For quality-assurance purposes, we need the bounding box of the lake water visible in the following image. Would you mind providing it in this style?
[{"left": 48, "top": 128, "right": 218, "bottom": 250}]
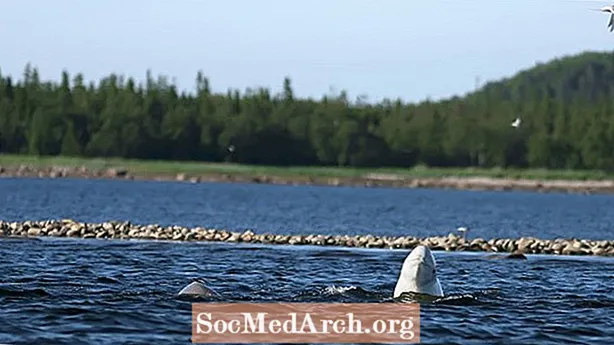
[
  {"left": 2, "top": 177, "right": 614, "bottom": 240},
  {"left": 1, "top": 177, "right": 614, "bottom": 344}
]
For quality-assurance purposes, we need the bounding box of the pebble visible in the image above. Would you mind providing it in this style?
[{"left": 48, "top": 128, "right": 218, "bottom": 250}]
[{"left": 1, "top": 219, "right": 613, "bottom": 257}]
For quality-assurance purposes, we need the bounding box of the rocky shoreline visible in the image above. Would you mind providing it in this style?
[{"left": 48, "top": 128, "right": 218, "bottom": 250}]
[
  {"left": 2, "top": 219, "right": 613, "bottom": 257},
  {"left": 1, "top": 163, "right": 614, "bottom": 194}
]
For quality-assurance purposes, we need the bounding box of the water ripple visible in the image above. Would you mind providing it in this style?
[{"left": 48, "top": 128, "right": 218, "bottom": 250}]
[
  {"left": 1, "top": 179, "right": 614, "bottom": 344},
  {"left": 0, "top": 238, "right": 613, "bottom": 344}
]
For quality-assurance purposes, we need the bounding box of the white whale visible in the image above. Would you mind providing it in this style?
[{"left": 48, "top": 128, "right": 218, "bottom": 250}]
[
  {"left": 393, "top": 245, "right": 444, "bottom": 298},
  {"left": 177, "top": 279, "right": 221, "bottom": 298}
]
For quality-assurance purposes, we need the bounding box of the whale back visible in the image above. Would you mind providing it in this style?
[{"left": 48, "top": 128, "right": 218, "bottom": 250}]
[
  {"left": 393, "top": 245, "right": 444, "bottom": 298},
  {"left": 177, "top": 279, "right": 220, "bottom": 298}
]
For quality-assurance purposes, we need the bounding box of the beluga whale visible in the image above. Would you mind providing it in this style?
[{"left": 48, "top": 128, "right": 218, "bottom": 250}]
[
  {"left": 393, "top": 245, "right": 444, "bottom": 300},
  {"left": 176, "top": 279, "right": 221, "bottom": 299}
]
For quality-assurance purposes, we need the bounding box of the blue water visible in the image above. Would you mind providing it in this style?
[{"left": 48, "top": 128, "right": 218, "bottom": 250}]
[
  {"left": 1, "top": 178, "right": 614, "bottom": 344},
  {"left": 2, "top": 177, "right": 614, "bottom": 240}
]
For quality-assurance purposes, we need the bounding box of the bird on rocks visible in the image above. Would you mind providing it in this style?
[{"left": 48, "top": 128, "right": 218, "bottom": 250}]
[{"left": 457, "top": 227, "right": 469, "bottom": 240}]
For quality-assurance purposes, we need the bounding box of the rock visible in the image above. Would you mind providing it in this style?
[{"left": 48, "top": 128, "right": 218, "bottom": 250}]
[
  {"left": 516, "top": 237, "right": 535, "bottom": 252},
  {"left": 155, "top": 233, "right": 169, "bottom": 240},
  {"left": 295, "top": 235, "right": 308, "bottom": 244},
  {"left": 591, "top": 247, "right": 606, "bottom": 256},
  {"left": 27, "top": 228, "right": 41, "bottom": 236},
  {"left": 107, "top": 168, "right": 128, "bottom": 177},
  {"left": 561, "top": 243, "right": 588, "bottom": 256},
  {"left": 365, "top": 238, "right": 384, "bottom": 248},
  {"left": 226, "top": 233, "right": 241, "bottom": 242},
  {"left": 3, "top": 219, "right": 613, "bottom": 258}
]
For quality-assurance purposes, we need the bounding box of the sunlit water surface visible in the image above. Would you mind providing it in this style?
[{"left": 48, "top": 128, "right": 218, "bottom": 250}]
[{"left": 1, "top": 178, "right": 614, "bottom": 344}]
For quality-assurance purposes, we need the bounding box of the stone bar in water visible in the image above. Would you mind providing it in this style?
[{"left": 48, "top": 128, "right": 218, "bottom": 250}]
[{"left": 1, "top": 219, "right": 613, "bottom": 257}]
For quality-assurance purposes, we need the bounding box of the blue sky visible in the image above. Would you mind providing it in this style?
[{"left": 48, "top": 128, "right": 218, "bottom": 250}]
[{"left": 1, "top": 0, "right": 613, "bottom": 103}]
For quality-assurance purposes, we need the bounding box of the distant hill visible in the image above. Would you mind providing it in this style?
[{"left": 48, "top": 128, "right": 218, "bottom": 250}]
[{"left": 464, "top": 50, "right": 614, "bottom": 104}]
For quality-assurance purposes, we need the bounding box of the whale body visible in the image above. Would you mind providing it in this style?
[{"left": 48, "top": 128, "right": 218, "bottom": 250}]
[
  {"left": 393, "top": 245, "right": 444, "bottom": 298},
  {"left": 177, "top": 279, "right": 221, "bottom": 298},
  {"left": 485, "top": 252, "right": 527, "bottom": 260}
]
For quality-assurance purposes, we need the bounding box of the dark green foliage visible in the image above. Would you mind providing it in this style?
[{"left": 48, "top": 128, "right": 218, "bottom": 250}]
[{"left": 2, "top": 51, "right": 614, "bottom": 170}]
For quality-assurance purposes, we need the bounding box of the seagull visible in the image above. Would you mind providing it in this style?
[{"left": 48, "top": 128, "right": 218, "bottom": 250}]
[
  {"left": 511, "top": 117, "right": 521, "bottom": 128},
  {"left": 594, "top": 5, "right": 614, "bottom": 32},
  {"left": 457, "top": 227, "right": 469, "bottom": 240}
]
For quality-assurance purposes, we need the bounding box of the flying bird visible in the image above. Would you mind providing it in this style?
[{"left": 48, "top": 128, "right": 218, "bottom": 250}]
[
  {"left": 594, "top": 5, "right": 614, "bottom": 32},
  {"left": 511, "top": 118, "right": 521, "bottom": 128}
]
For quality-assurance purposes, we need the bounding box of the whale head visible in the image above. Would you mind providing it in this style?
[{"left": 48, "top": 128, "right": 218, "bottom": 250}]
[{"left": 393, "top": 245, "right": 444, "bottom": 298}]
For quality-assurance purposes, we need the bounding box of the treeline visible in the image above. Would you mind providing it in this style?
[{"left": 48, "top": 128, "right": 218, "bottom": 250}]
[{"left": 2, "top": 51, "right": 614, "bottom": 170}]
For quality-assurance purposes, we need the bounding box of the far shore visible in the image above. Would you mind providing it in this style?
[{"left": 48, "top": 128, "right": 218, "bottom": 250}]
[{"left": 1, "top": 154, "right": 614, "bottom": 194}]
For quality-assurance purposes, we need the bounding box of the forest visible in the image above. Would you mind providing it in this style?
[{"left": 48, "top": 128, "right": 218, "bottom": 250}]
[{"left": 1, "top": 51, "right": 614, "bottom": 171}]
